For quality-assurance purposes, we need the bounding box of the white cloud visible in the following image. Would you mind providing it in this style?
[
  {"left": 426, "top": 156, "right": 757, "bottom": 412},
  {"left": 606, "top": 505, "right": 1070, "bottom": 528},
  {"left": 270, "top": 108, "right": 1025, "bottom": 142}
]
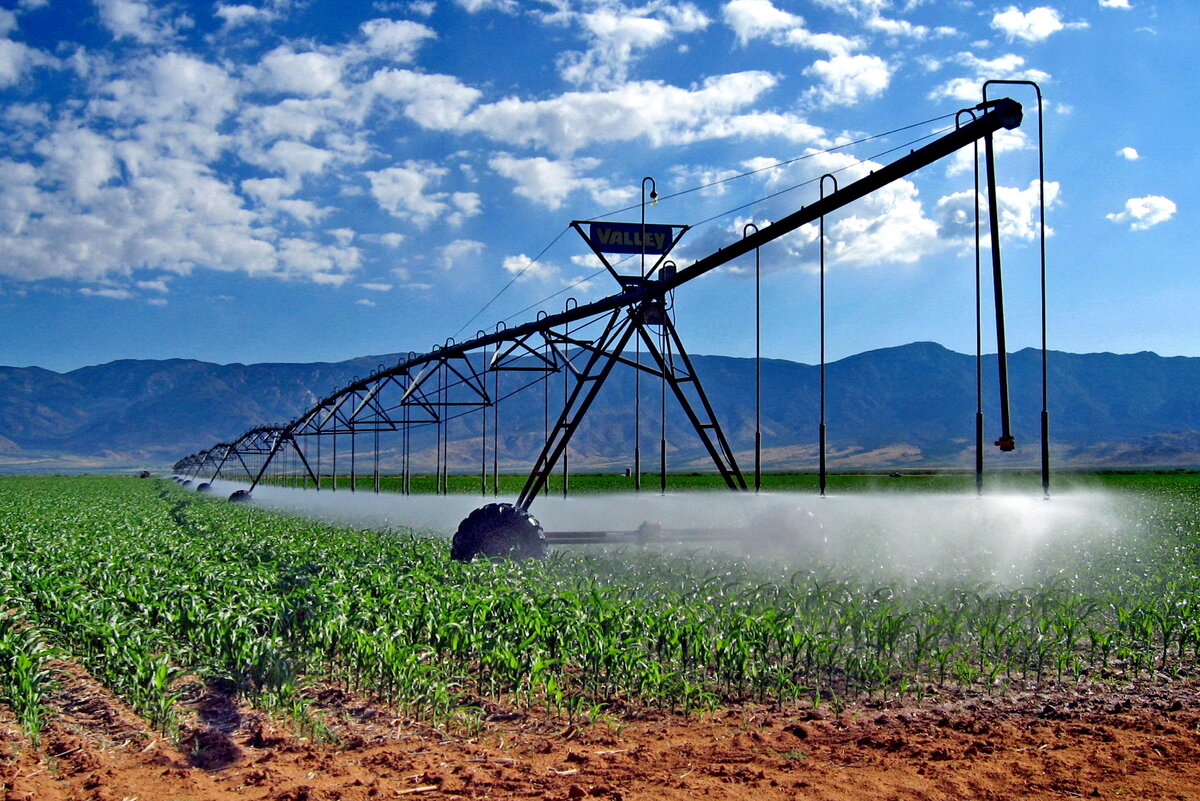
[
  {"left": 931, "top": 52, "right": 1051, "bottom": 102},
  {"left": 489, "top": 154, "right": 635, "bottom": 210},
  {"left": 723, "top": 0, "right": 858, "bottom": 55},
  {"left": 456, "top": 0, "right": 519, "bottom": 12},
  {"left": 366, "top": 161, "right": 481, "bottom": 227},
  {"left": 359, "top": 281, "right": 393, "bottom": 291},
  {"left": 1106, "top": 195, "right": 1176, "bottom": 230},
  {"left": 440, "top": 239, "right": 485, "bottom": 270},
  {"left": 370, "top": 66, "right": 823, "bottom": 155},
  {"left": 368, "top": 68, "right": 483, "bottom": 128},
  {"left": 79, "top": 286, "right": 134, "bottom": 299},
  {"left": 946, "top": 129, "right": 1029, "bottom": 177},
  {"left": 804, "top": 53, "right": 891, "bottom": 106},
  {"left": 359, "top": 18, "right": 437, "bottom": 61},
  {"left": 250, "top": 47, "right": 344, "bottom": 97},
  {"left": 215, "top": 4, "right": 279, "bottom": 28},
  {"left": 329, "top": 227, "right": 355, "bottom": 245},
  {"left": 94, "top": 0, "right": 189, "bottom": 44},
  {"left": 1098, "top": 0, "right": 1130, "bottom": 8},
  {"left": 991, "top": 6, "right": 1086, "bottom": 43},
  {"left": 1117, "top": 146, "right": 1140, "bottom": 161},
  {"left": 723, "top": 0, "right": 803, "bottom": 46},
  {"left": 461, "top": 71, "right": 787, "bottom": 156},
  {"left": 741, "top": 150, "right": 944, "bottom": 272},
  {"left": 356, "top": 298, "right": 377, "bottom": 306},
  {"left": 379, "top": 233, "right": 406, "bottom": 247},
  {"left": 935, "top": 180, "right": 1060, "bottom": 244},
  {"left": 558, "top": 8, "right": 673, "bottom": 87},
  {"left": 257, "top": 140, "right": 337, "bottom": 179},
  {"left": 502, "top": 252, "right": 561, "bottom": 283},
  {"left": 0, "top": 38, "right": 57, "bottom": 88},
  {"left": 136, "top": 278, "right": 170, "bottom": 292}
]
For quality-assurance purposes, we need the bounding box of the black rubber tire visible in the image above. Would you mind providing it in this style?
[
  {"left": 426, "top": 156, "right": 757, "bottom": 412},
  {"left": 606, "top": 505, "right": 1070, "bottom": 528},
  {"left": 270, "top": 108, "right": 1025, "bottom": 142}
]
[
  {"left": 229, "top": 490, "right": 253, "bottom": 503},
  {"left": 197, "top": 482, "right": 212, "bottom": 493},
  {"left": 181, "top": 480, "right": 193, "bottom": 488},
  {"left": 451, "top": 503, "right": 547, "bottom": 562}
]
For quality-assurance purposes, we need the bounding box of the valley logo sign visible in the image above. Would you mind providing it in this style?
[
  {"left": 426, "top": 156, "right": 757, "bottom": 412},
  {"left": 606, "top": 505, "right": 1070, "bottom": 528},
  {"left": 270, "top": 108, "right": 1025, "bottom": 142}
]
[{"left": 587, "top": 222, "right": 678, "bottom": 255}]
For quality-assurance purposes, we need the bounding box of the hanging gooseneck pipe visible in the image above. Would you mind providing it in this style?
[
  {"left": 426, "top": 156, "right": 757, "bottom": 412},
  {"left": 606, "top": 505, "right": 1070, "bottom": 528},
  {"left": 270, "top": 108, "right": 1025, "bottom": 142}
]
[
  {"left": 986, "top": 80, "right": 1049, "bottom": 497},
  {"left": 743, "top": 223, "right": 762, "bottom": 493},
  {"left": 564, "top": 298, "right": 576, "bottom": 498},
  {"left": 659, "top": 263, "right": 675, "bottom": 495},
  {"left": 983, "top": 129, "right": 1015, "bottom": 453},
  {"left": 818, "top": 174, "right": 837, "bottom": 497},
  {"left": 480, "top": 332, "right": 489, "bottom": 497},
  {"left": 957, "top": 107, "right": 985, "bottom": 495},
  {"left": 635, "top": 176, "right": 656, "bottom": 492},
  {"left": 492, "top": 323, "right": 503, "bottom": 496}
]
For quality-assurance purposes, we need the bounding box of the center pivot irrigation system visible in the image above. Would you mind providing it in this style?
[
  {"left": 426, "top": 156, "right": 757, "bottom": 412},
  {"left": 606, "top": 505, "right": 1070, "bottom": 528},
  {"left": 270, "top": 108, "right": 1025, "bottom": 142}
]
[{"left": 175, "top": 84, "right": 1050, "bottom": 561}]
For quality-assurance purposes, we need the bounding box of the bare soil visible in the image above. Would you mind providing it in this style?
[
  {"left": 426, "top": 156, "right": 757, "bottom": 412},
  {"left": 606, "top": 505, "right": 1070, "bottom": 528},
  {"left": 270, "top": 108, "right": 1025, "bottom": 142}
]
[{"left": 4, "top": 660, "right": 1200, "bottom": 801}]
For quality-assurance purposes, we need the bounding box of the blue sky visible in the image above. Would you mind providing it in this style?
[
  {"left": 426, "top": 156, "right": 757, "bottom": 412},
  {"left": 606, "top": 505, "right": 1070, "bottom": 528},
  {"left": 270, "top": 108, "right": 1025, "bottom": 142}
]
[{"left": 0, "top": 0, "right": 1191, "bottom": 372}]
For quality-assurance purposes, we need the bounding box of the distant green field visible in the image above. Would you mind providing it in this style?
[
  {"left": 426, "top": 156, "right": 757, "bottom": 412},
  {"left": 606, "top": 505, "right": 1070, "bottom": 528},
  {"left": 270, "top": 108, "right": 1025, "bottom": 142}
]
[{"left": 2, "top": 472, "right": 1199, "bottom": 739}]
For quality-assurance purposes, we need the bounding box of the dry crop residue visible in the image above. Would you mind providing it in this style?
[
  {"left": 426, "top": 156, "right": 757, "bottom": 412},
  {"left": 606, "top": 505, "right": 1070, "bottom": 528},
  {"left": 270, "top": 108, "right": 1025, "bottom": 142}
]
[{"left": 4, "top": 660, "right": 1200, "bottom": 801}]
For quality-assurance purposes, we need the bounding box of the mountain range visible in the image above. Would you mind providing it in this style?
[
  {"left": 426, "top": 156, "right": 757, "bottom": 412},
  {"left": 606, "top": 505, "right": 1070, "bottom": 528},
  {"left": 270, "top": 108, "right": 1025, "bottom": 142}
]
[{"left": 2, "top": 342, "right": 1199, "bottom": 472}]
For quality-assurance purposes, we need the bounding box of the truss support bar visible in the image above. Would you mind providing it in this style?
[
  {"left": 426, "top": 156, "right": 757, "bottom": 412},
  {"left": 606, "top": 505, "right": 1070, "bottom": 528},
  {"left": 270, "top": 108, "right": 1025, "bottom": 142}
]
[{"left": 516, "top": 311, "right": 633, "bottom": 510}]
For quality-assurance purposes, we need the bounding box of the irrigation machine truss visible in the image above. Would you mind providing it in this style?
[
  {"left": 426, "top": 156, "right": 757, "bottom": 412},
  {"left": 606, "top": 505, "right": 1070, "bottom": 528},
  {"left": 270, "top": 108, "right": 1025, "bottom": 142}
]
[{"left": 175, "top": 86, "right": 1050, "bottom": 561}]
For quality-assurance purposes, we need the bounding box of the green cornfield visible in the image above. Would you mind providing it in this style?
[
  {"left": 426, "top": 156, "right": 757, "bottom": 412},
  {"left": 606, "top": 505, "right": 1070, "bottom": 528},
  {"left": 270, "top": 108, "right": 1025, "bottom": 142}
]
[{"left": 1, "top": 473, "right": 1198, "bottom": 741}]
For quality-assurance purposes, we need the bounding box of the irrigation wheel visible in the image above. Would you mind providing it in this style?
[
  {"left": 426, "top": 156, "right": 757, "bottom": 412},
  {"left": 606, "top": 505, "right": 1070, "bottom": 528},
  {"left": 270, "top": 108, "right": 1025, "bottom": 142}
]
[
  {"left": 228, "top": 490, "right": 252, "bottom": 503},
  {"left": 196, "top": 482, "right": 212, "bottom": 493},
  {"left": 451, "top": 503, "right": 547, "bottom": 561}
]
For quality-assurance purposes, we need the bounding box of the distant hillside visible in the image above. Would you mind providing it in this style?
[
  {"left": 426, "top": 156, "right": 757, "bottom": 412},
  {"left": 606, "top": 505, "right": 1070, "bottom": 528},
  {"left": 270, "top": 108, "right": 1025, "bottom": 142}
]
[{"left": 2, "top": 343, "right": 1199, "bottom": 472}]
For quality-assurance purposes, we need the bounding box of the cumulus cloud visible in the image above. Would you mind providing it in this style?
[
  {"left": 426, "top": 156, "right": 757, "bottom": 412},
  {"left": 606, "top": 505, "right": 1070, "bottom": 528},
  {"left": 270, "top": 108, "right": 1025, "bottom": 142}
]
[
  {"left": 0, "top": 44, "right": 362, "bottom": 288},
  {"left": 931, "top": 52, "right": 1051, "bottom": 102},
  {"left": 456, "top": 0, "right": 518, "bottom": 12},
  {"left": 804, "top": 53, "right": 891, "bottom": 106},
  {"left": 730, "top": 150, "right": 943, "bottom": 273},
  {"left": 368, "top": 68, "right": 483, "bottom": 128},
  {"left": 935, "top": 180, "right": 1060, "bottom": 244},
  {"left": 723, "top": 0, "right": 804, "bottom": 46},
  {"left": 440, "top": 239, "right": 485, "bottom": 270},
  {"left": 558, "top": 4, "right": 708, "bottom": 88},
  {"left": 946, "top": 129, "right": 1029, "bottom": 177},
  {"left": 95, "top": 0, "right": 190, "bottom": 44},
  {"left": 359, "top": 18, "right": 437, "bottom": 61},
  {"left": 723, "top": 0, "right": 859, "bottom": 55},
  {"left": 1117, "top": 146, "right": 1139, "bottom": 161},
  {"left": 366, "top": 161, "right": 481, "bottom": 227},
  {"left": 489, "top": 154, "right": 635, "bottom": 210},
  {"left": 0, "top": 35, "right": 57, "bottom": 88},
  {"left": 79, "top": 286, "right": 134, "bottom": 300},
  {"left": 1106, "top": 195, "right": 1176, "bottom": 230},
  {"left": 215, "top": 3, "right": 280, "bottom": 28},
  {"left": 249, "top": 47, "right": 345, "bottom": 97},
  {"left": 502, "top": 252, "right": 561, "bottom": 283},
  {"left": 460, "top": 71, "right": 797, "bottom": 156},
  {"left": 991, "top": 6, "right": 1087, "bottom": 43},
  {"left": 1098, "top": 0, "right": 1131, "bottom": 7}
]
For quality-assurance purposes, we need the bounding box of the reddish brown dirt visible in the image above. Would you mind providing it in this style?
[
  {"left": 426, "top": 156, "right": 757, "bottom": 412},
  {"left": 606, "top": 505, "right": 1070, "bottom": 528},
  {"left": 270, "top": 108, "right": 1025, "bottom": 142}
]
[{"left": 4, "top": 660, "right": 1200, "bottom": 801}]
